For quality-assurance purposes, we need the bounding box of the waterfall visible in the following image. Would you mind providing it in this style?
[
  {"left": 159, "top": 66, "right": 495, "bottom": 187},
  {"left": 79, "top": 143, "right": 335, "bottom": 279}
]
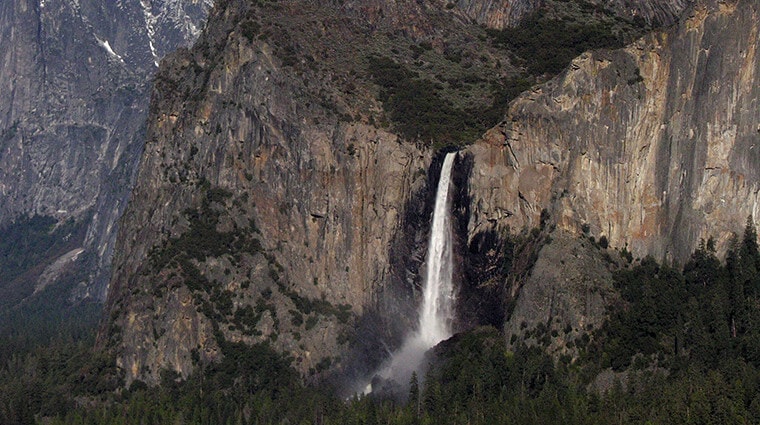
[
  {"left": 363, "top": 152, "right": 457, "bottom": 394},
  {"left": 418, "top": 152, "right": 456, "bottom": 347}
]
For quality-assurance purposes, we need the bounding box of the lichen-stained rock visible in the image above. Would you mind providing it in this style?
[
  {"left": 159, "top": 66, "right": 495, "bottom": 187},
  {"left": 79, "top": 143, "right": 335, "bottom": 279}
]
[{"left": 467, "top": 0, "right": 760, "bottom": 265}]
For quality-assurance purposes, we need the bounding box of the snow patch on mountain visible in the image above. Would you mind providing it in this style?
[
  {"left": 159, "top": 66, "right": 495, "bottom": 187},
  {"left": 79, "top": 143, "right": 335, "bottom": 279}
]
[{"left": 96, "top": 36, "right": 126, "bottom": 64}]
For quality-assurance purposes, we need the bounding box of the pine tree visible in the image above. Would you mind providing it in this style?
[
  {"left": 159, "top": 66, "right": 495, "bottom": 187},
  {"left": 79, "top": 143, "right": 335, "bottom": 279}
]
[{"left": 408, "top": 371, "right": 420, "bottom": 418}]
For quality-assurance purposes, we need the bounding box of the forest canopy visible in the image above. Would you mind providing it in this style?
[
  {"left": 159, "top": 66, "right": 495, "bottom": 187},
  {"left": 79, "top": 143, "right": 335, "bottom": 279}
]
[{"left": 5, "top": 220, "right": 760, "bottom": 424}]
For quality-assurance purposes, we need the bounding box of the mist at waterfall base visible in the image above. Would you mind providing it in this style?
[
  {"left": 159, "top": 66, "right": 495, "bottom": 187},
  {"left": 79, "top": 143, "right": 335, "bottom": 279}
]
[{"left": 360, "top": 152, "right": 457, "bottom": 397}]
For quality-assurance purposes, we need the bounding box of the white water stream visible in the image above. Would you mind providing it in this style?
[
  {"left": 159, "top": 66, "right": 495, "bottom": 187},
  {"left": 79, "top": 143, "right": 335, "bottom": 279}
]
[{"left": 363, "top": 152, "right": 457, "bottom": 393}]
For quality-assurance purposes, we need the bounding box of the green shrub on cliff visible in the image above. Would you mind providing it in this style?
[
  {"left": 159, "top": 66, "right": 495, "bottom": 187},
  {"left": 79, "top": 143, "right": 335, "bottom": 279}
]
[
  {"left": 367, "top": 56, "right": 481, "bottom": 148},
  {"left": 488, "top": 0, "right": 649, "bottom": 77}
]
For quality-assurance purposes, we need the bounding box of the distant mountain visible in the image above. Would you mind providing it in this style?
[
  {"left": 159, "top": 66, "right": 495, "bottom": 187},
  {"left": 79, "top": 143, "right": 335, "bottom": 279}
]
[{"left": 0, "top": 0, "right": 212, "bottom": 309}]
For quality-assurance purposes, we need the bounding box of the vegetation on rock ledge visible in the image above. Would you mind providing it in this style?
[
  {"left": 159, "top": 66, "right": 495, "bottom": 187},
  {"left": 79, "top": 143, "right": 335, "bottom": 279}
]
[{"left": 364, "top": 0, "right": 651, "bottom": 149}]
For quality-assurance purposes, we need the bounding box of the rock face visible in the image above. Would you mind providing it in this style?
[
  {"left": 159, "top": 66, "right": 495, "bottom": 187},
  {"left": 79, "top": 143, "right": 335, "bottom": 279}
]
[
  {"left": 467, "top": 0, "right": 760, "bottom": 266},
  {"left": 601, "top": 0, "right": 693, "bottom": 25},
  {"left": 454, "top": 0, "right": 543, "bottom": 28},
  {"left": 103, "top": 0, "right": 753, "bottom": 386},
  {"left": 463, "top": 0, "right": 759, "bottom": 358},
  {"left": 502, "top": 231, "right": 621, "bottom": 358},
  {"left": 0, "top": 0, "right": 212, "bottom": 303},
  {"left": 102, "top": 0, "right": 444, "bottom": 385}
]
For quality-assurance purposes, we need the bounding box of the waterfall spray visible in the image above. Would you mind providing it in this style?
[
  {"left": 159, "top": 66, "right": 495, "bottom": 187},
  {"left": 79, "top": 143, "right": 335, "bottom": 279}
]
[{"left": 363, "top": 152, "right": 457, "bottom": 394}]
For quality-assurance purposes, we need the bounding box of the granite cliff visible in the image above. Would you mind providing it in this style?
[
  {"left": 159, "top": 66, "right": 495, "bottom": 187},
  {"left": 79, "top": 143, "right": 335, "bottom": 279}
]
[
  {"left": 467, "top": 0, "right": 759, "bottom": 263},
  {"left": 102, "top": 0, "right": 518, "bottom": 385},
  {"left": 466, "top": 0, "right": 759, "bottom": 351},
  {"left": 101, "top": 0, "right": 759, "bottom": 386}
]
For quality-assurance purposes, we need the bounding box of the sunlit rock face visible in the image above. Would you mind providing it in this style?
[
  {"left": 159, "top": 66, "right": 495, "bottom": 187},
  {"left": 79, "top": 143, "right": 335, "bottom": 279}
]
[
  {"left": 0, "top": 0, "right": 212, "bottom": 302},
  {"left": 467, "top": 0, "right": 760, "bottom": 264},
  {"left": 464, "top": 0, "right": 757, "bottom": 360}
]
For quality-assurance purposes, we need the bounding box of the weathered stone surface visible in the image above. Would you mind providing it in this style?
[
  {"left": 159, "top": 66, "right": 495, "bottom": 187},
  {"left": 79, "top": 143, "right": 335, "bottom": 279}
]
[
  {"left": 503, "top": 231, "right": 620, "bottom": 357},
  {"left": 467, "top": 0, "right": 760, "bottom": 265},
  {"left": 597, "top": 0, "right": 693, "bottom": 25},
  {"left": 454, "top": 0, "right": 542, "bottom": 28}
]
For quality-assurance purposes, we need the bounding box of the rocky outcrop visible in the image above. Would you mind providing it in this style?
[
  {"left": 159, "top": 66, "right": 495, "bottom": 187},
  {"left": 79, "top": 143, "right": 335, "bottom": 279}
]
[
  {"left": 454, "top": 0, "right": 542, "bottom": 28},
  {"left": 467, "top": 0, "right": 760, "bottom": 265},
  {"left": 0, "top": 0, "right": 211, "bottom": 303},
  {"left": 502, "top": 231, "right": 621, "bottom": 357}
]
